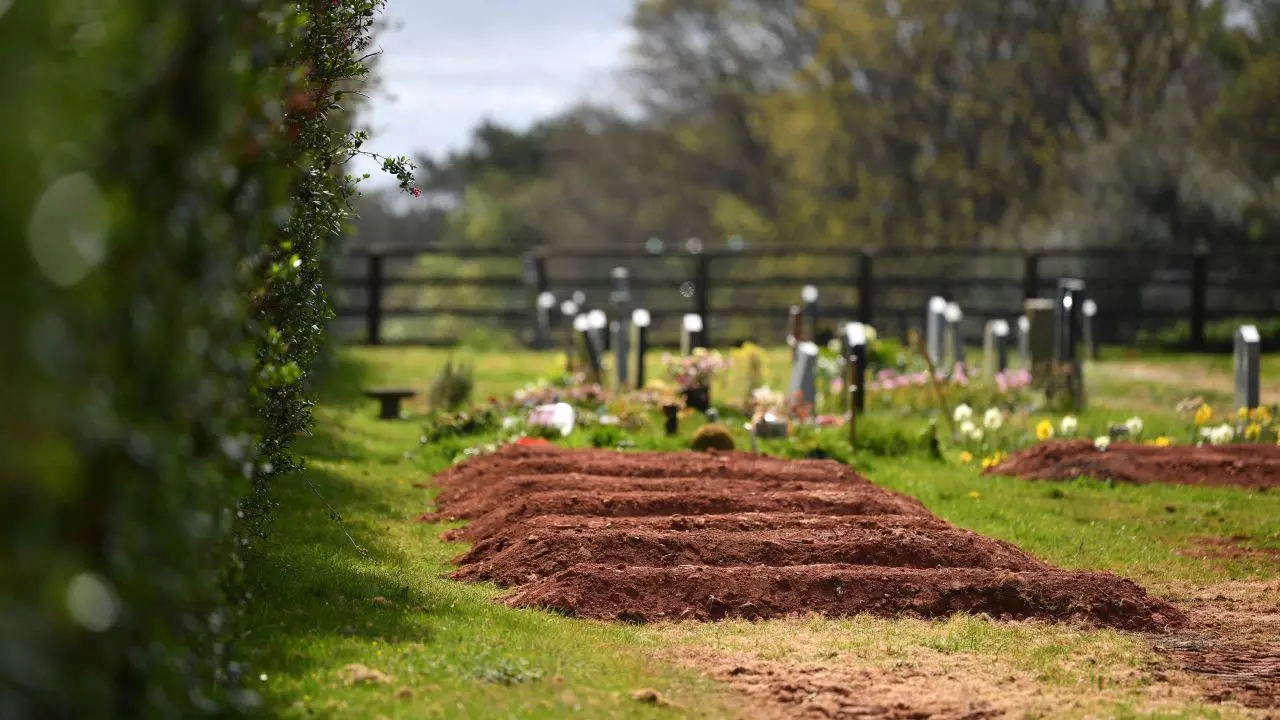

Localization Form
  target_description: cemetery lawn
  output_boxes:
[242,347,1280,719]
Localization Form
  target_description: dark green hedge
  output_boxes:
[0,1,410,716]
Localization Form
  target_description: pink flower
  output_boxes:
[831,378,844,392]
[409,187,422,198]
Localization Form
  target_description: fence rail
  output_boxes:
[331,243,1280,351]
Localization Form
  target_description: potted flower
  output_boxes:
[661,349,730,413]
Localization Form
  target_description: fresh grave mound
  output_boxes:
[423,445,1183,629]
[987,440,1280,490]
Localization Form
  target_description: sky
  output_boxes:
[351,0,637,184]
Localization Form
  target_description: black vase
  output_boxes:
[682,386,711,413]
[662,404,680,436]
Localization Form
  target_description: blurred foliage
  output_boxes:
[428,359,477,411]
[0,0,409,717]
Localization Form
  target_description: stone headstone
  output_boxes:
[944,301,964,368]
[1054,279,1087,409]
[1023,299,1057,388]
[845,322,868,413]
[1235,325,1261,413]
[926,296,947,365]
[680,313,703,356]
[789,341,819,411]
[631,309,651,389]
[574,313,602,381]
[983,319,1011,377]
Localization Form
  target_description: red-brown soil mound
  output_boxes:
[422,445,1183,630]
[986,440,1280,490]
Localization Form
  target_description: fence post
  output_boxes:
[857,251,874,325]
[694,254,711,348]
[1022,253,1040,302]
[366,253,383,346]
[1190,248,1208,351]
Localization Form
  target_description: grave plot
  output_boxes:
[423,444,1183,630]
[987,440,1280,490]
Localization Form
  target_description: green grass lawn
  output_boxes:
[242,347,1280,719]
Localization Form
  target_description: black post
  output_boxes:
[858,251,874,325]
[1023,253,1040,302]
[1190,249,1208,351]
[366,253,383,346]
[634,321,648,389]
[694,255,711,348]
[533,253,549,296]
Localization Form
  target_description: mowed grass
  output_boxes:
[243,346,1280,718]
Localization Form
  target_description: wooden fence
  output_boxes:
[332,243,1280,352]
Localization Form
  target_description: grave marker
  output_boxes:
[844,322,868,413]
[631,309,651,389]
[681,313,703,356]
[587,309,608,354]
[788,305,802,358]
[944,301,965,368]
[1017,315,1030,366]
[926,296,947,365]
[535,291,556,349]
[1235,324,1261,413]
[609,266,631,307]
[789,341,819,412]
[612,318,630,389]
[1082,299,1098,360]
[983,319,1011,377]
[802,285,819,343]
[574,313,602,382]
[1054,279,1086,409]
[559,300,579,372]
[1023,299,1057,388]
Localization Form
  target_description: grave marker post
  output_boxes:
[1054,278,1086,409]
[535,291,556,350]
[802,285,819,344]
[631,309,651,389]
[574,313,603,384]
[680,313,703,356]
[1235,324,1261,414]
[983,320,1011,377]
[1023,299,1057,390]
[788,341,819,415]
[612,318,630,389]
[844,322,868,414]
[788,305,802,359]
[559,300,579,373]
[1082,299,1098,360]
[1017,315,1030,366]
[587,309,608,357]
[926,296,947,366]
[944,301,964,368]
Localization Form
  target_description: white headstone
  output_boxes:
[1235,325,1261,412]
[926,296,948,365]
[680,313,704,356]
[944,302,964,367]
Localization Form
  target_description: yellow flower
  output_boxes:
[1253,406,1272,425]
[958,451,974,465]
[1194,404,1213,425]
[1035,419,1055,441]
[1145,436,1173,448]
[1238,407,1249,421]
[1245,423,1262,441]
[967,490,980,499]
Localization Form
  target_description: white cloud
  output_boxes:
[350,0,635,184]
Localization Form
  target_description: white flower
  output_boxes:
[969,427,985,442]
[1094,435,1111,451]
[1208,424,1235,445]
[864,325,878,343]
[1124,416,1144,437]
[983,408,1004,431]
[953,404,974,423]
[1060,416,1078,436]
[827,338,843,353]
[501,416,519,430]
[959,420,976,438]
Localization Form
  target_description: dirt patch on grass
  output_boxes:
[1154,580,1280,710]
[1178,536,1280,562]
[425,445,1181,631]
[987,440,1280,490]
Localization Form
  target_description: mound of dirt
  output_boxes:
[986,440,1280,489]
[423,445,1183,630]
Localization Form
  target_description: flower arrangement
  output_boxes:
[868,365,1035,413]
[661,348,731,390]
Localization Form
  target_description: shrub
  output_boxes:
[429,359,476,410]
[691,424,737,451]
